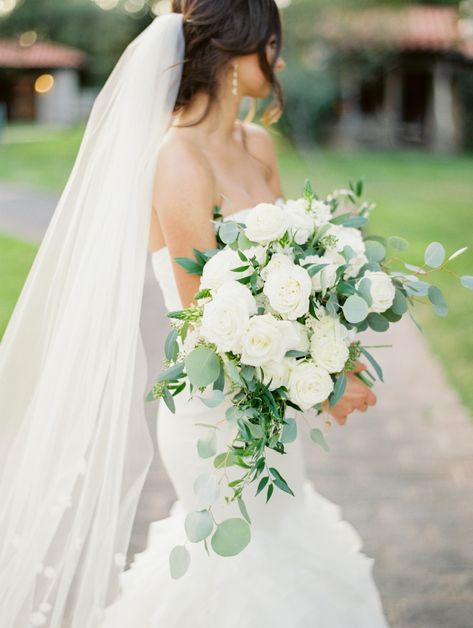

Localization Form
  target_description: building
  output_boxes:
[0,38,87,125]
[320,5,473,152]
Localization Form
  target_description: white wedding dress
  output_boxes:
[99,207,390,628]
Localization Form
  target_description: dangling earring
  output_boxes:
[232,63,239,97]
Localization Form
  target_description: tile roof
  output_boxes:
[320,5,473,60]
[0,39,87,69]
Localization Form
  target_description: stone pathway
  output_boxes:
[1,182,472,628]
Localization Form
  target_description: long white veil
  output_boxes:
[0,12,185,627]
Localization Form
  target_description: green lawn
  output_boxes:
[1,124,472,413]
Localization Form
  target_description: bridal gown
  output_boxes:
[99,207,389,628]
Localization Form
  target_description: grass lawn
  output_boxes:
[1,123,472,413]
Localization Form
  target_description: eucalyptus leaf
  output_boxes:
[185,347,221,388]
[343,295,369,324]
[281,417,298,444]
[391,288,408,315]
[367,313,390,332]
[356,277,372,306]
[256,475,269,496]
[197,430,217,459]
[365,240,386,263]
[226,360,244,385]
[169,545,190,580]
[162,387,176,413]
[211,518,251,557]
[461,275,473,290]
[156,361,185,384]
[237,498,252,525]
[193,473,220,510]
[329,374,347,407]
[184,509,214,543]
[424,242,445,268]
[310,428,330,452]
[219,221,239,245]
[164,328,179,362]
[428,285,448,317]
[388,236,409,252]
[199,389,225,408]
[448,246,468,261]
[359,347,384,382]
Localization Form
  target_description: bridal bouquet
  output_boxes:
[147,180,472,578]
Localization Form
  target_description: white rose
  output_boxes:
[361,271,396,313]
[200,294,251,354]
[303,254,340,293]
[263,263,312,320]
[201,249,249,290]
[241,314,297,367]
[216,281,257,316]
[285,199,315,245]
[290,321,310,352]
[260,252,293,281]
[244,245,267,265]
[325,224,366,257]
[288,362,334,410]
[344,253,368,279]
[261,358,295,391]
[310,200,332,227]
[310,315,350,374]
[244,203,288,244]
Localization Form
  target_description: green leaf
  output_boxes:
[365,240,386,263]
[356,277,372,306]
[164,328,179,362]
[391,288,408,315]
[359,347,384,382]
[305,263,329,277]
[226,360,244,385]
[448,246,468,262]
[211,518,251,557]
[237,498,252,525]
[213,365,225,392]
[175,257,203,276]
[266,483,274,503]
[343,216,368,228]
[156,361,185,383]
[424,242,445,268]
[162,387,176,413]
[329,373,347,407]
[238,231,255,250]
[310,428,330,452]
[199,389,225,408]
[197,430,217,459]
[428,285,448,317]
[185,347,221,388]
[185,510,214,543]
[343,295,369,324]
[214,451,239,468]
[388,236,409,252]
[281,417,298,444]
[367,313,390,332]
[460,275,473,290]
[285,350,309,358]
[269,467,294,496]
[256,475,269,496]
[219,221,239,245]
[193,473,220,510]
[169,545,190,580]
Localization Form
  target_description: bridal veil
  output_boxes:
[0,13,185,627]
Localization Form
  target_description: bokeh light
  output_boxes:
[34,74,55,94]
[0,0,16,18]
[19,31,38,47]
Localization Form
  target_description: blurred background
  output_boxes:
[0,1,472,626]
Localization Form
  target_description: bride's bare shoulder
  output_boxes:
[152,132,216,213]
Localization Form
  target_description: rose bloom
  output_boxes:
[285,199,316,245]
[240,314,299,367]
[360,270,396,313]
[263,263,312,320]
[201,249,250,290]
[244,203,288,245]
[261,358,296,391]
[303,253,341,293]
[288,362,334,410]
[310,315,350,374]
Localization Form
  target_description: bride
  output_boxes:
[0,1,388,626]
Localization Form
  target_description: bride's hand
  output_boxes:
[322,362,377,426]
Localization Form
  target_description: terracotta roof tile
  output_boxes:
[320,5,473,59]
[0,39,87,69]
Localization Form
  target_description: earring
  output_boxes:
[232,63,239,97]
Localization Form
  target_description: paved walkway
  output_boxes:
[1,182,472,628]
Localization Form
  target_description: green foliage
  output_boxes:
[210,518,251,557]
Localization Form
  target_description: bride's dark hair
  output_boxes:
[171,0,284,126]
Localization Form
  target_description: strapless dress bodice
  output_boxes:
[150,206,255,312]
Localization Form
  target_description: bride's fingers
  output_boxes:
[351,361,368,374]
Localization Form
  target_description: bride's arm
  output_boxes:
[152,140,218,309]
